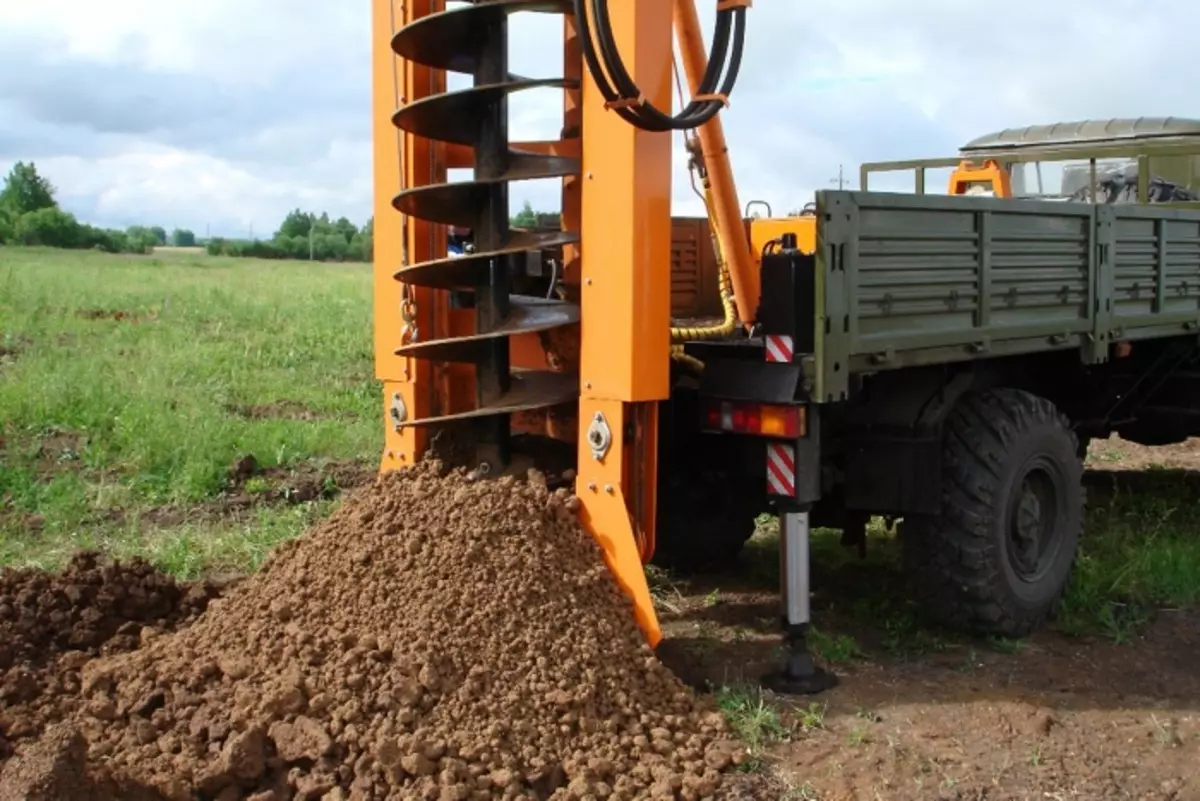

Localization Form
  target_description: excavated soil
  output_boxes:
[0,551,217,764]
[25,460,740,799]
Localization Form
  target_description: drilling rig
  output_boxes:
[370,0,819,684]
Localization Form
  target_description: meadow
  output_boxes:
[0,246,378,576]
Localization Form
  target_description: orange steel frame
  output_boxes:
[948,159,1014,197]
[373,0,437,474]
[574,2,673,648]
[372,1,698,647]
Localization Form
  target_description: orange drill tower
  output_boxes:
[372,0,751,648]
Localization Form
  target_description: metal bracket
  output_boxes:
[586,411,612,461]
[389,392,408,431]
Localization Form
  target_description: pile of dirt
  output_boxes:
[67,460,739,799]
[0,551,216,763]
[0,722,167,801]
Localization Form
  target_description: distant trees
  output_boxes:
[0,162,56,217]
[0,162,158,254]
[205,208,374,263]
[125,226,164,251]
[171,229,197,247]
[0,160,551,265]
[512,200,538,228]
[510,200,560,229]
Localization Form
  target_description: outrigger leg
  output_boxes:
[763,507,837,695]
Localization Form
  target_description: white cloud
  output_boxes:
[1,0,1197,237]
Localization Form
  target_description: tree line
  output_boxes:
[203,200,565,263]
[205,210,373,263]
[0,162,197,254]
[0,162,371,263]
[0,162,558,265]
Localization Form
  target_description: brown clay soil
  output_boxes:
[122,454,371,531]
[0,551,217,763]
[74,307,158,324]
[1,461,742,800]
[224,401,332,423]
[0,433,373,533]
[1088,432,1200,472]
[114,453,376,530]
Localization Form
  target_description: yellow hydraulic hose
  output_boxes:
[671,180,738,342]
[666,46,742,375]
[669,140,739,374]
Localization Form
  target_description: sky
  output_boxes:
[1,0,1197,238]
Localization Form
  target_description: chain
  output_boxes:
[400,284,419,344]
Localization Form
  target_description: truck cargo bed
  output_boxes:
[813,190,1200,401]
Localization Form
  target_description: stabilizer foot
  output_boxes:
[762,626,837,696]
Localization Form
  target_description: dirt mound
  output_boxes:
[0,723,94,801]
[0,723,166,801]
[74,461,739,799]
[0,551,216,762]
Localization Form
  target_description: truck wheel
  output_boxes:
[652,468,759,573]
[901,388,1084,637]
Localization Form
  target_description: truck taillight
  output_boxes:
[701,400,805,438]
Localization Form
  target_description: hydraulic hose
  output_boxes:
[669,142,739,375]
[572,0,748,131]
[670,179,737,343]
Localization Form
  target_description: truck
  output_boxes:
[671,118,1200,652]
[374,0,1200,694]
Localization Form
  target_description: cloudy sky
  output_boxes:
[1,0,1196,238]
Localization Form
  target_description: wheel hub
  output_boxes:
[1006,461,1061,582]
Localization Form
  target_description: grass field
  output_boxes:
[3,245,1200,640]
[0,246,379,576]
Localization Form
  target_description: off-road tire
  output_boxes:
[900,388,1085,637]
[652,468,759,573]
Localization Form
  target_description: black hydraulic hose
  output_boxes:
[572,0,747,132]
[609,3,744,130]
[593,0,746,130]
[592,0,730,123]
[573,0,655,129]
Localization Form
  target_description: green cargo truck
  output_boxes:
[665,120,1200,687]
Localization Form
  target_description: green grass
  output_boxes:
[1058,471,1200,638]
[746,474,1200,645]
[715,683,789,770]
[808,626,864,663]
[0,246,380,573]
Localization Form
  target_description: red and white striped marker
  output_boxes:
[766,442,796,497]
[765,334,794,363]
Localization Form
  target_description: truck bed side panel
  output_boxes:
[1104,205,1200,341]
[815,190,1096,400]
